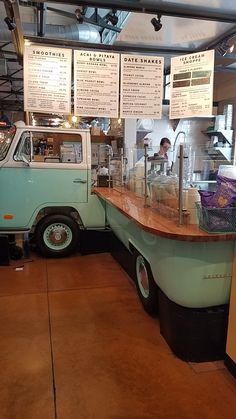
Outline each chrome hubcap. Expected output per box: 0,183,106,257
43,223,73,250
137,255,149,298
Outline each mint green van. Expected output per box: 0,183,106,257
0,124,105,257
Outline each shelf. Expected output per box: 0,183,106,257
206,147,232,161
203,129,233,145
91,135,114,144
202,129,234,161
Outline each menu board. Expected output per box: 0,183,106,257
24,45,72,114
74,50,119,118
170,50,215,119
120,54,164,119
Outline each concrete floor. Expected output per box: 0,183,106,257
1,252,236,419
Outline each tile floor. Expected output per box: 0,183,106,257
1,251,236,419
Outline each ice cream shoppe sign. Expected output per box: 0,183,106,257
24,45,72,114
170,50,215,119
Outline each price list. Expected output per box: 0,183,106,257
74,50,119,118
120,54,164,119
170,50,215,119
24,46,72,114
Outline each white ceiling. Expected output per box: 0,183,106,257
116,12,235,49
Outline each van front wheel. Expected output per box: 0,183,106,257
35,214,79,258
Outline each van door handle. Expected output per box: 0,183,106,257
73,178,87,184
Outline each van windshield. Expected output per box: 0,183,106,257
0,127,15,160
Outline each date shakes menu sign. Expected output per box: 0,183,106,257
24,45,72,114
120,54,164,119
170,50,215,119
74,50,120,118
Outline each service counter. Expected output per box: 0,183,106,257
94,187,236,362
94,187,236,242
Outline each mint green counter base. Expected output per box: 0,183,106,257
106,204,233,308
79,228,113,255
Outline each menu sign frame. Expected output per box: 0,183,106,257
120,54,164,119
24,45,72,114
170,50,215,119
74,50,120,118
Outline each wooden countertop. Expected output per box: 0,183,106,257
93,187,236,242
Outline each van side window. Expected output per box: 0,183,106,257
14,131,83,163
14,131,32,161
32,132,83,163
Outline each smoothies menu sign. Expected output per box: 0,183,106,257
74,50,119,118
24,46,72,114
120,54,164,119
170,50,215,119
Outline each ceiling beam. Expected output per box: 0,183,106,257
215,66,236,73
4,58,20,63
34,0,236,23
25,35,195,55
200,27,236,51
3,0,24,64
37,2,47,37
0,90,23,100
0,50,17,56
0,100,23,110
0,42,12,50
0,90,23,94
0,76,23,81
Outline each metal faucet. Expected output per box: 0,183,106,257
171,131,186,171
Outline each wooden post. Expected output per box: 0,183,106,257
226,242,236,362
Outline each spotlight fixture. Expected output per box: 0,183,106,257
217,40,234,57
151,14,162,32
75,8,84,24
107,9,118,26
4,17,16,31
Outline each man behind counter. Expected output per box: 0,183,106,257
149,137,172,174
156,137,171,160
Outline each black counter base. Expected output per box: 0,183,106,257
110,233,136,281
0,235,10,266
79,228,114,255
225,354,236,378
158,289,229,362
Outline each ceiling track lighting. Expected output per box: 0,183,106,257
217,39,235,56
107,9,118,26
4,17,16,32
151,13,162,32
75,7,85,24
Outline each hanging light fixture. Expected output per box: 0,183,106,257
107,9,118,26
217,39,235,56
4,17,16,31
75,7,84,24
150,14,162,32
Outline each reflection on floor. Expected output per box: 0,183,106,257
0,252,236,419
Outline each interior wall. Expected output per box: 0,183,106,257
3,111,25,124
218,98,236,132
214,73,236,103
124,105,214,172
